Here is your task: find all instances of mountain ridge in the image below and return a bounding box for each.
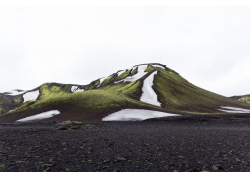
[0,63,250,123]
[230,94,250,104]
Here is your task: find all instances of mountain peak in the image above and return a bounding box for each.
[1,63,250,123]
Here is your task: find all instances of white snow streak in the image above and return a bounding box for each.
[218,106,250,113]
[23,90,40,103]
[140,71,161,107]
[116,65,148,83]
[5,90,27,96]
[152,64,165,69]
[102,109,180,121]
[71,86,84,93]
[71,86,78,92]
[16,110,60,122]
[97,77,106,88]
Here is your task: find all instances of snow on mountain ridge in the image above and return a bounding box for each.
[71,86,84,93]
[23,90,40,103]
[115,65,148,84]
[4,90,27,96]
[140,70,161,107]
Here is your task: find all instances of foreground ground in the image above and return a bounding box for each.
[1,114,250,172]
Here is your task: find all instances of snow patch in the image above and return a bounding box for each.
[16,110,60,122]
[140,71,161,107]
[97,77,107,88]
[5,90,27,96]
[152,64,165,69]
[23,90,40,103]
[71,86,78,92]
[115,65,148,83]
[102,109,180,121]
[218,106,250,113]
[75,88,84,92]
[71,86,84,93]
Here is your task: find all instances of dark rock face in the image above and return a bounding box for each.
[0,93,18,114]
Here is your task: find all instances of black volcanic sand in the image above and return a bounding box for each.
[1,114,250,172]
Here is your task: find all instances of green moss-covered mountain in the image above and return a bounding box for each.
[230,95,250,104]
[0,63,250,123]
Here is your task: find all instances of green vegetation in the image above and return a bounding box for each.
[0,164,5,169]
[1,63,250,123]
[131,67,138,76]
[145,65,156,72]
[154,68,248,113]
[115,69,131,81]
[238,97,250,104]
[85,80,99,90]
[39,84,70,100]
[14,97,23,104]
[101,74,116,87]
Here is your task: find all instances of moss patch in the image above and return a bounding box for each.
[131,67,138,76]
[238,97,250,104]
[115,69,131,81]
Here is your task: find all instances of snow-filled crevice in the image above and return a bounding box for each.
[115,65,148,83]
[218,106,250,113]
[71,86,84,93]
[140,71,161,107]
[102,109,180,121]
[23,90,40,103]
[16,110,60,122]
[97,77,107,88]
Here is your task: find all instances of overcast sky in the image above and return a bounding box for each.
[1,6,250,96]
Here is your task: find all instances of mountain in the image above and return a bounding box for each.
[230,94,250,104]
[0,63,250,123]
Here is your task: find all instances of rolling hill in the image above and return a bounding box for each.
[0,63,250,123]
[230,94,250,104]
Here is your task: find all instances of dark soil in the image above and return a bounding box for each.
[1,114,250,172]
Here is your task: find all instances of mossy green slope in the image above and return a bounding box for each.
[153,68,249,113]
[238,97,250,104]
[230,95,250,104]
[1,89,171,123]
[0,93,23,114]
[1,63,250,123]
[98,64,250,114]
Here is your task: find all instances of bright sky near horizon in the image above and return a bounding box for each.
[1,5,250,96]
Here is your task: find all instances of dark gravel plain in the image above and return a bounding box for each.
[1,114,250,172]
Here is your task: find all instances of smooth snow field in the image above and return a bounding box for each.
[5,90,27,96]
[23,90,40,103]
[140,71,161,107]
[102,109,180,121]
[218,106,250,113]
[16,110,60,122]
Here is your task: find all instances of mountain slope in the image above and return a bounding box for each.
[0,63,250,123]
[230,94,250,104]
